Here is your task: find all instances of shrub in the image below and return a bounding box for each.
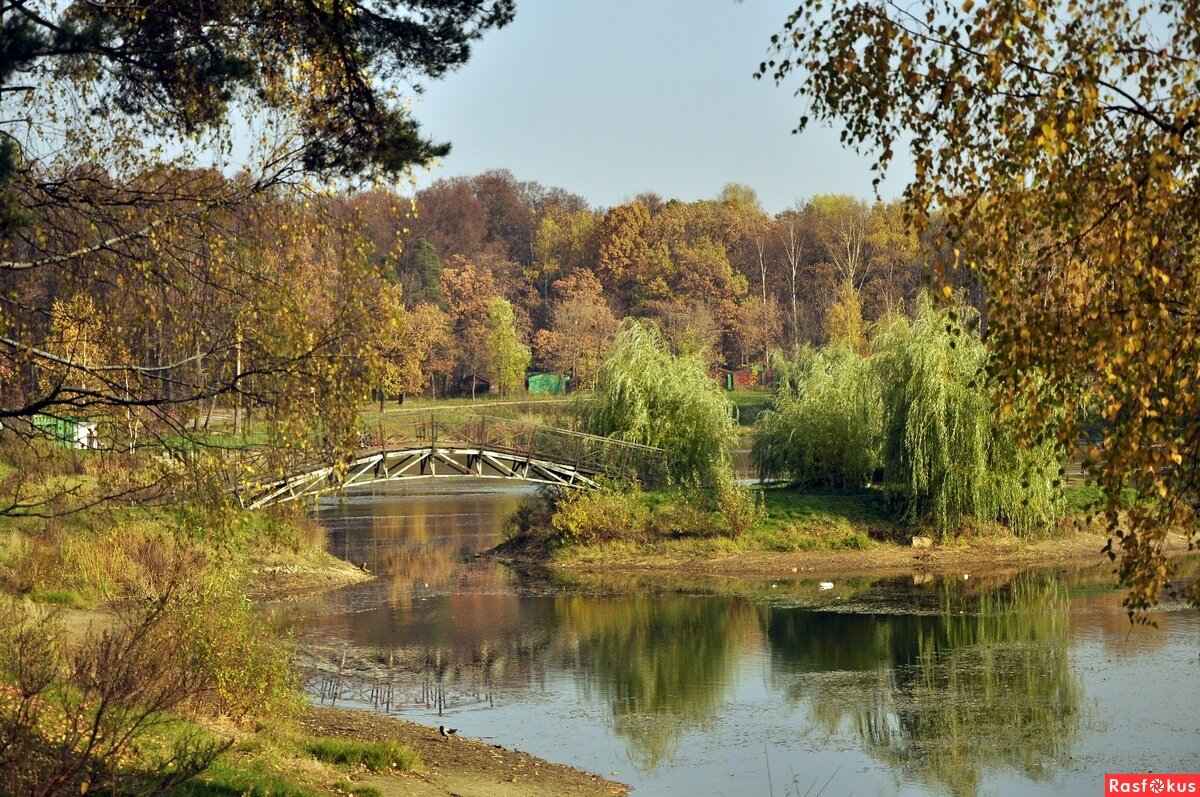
[550,485,651,545]
[502,489,560,543]
[647,489,716,538]
[714,470,765,538]
[167,574,299,720]
[0,596,230,797]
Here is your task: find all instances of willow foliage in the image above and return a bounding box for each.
[755,299,1063,536]
[754,344,882,488]
[583,322,735,487]
[873,300,1063,536]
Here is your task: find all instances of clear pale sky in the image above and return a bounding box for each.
[404,0,912,214]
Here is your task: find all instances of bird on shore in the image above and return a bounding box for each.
[438,725,458,739]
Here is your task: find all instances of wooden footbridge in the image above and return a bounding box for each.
[233,413,665,509]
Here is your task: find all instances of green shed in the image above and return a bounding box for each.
[32,415,97,448]
[526,372,569,395]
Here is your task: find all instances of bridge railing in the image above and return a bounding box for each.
[378,413,667,486]
[225,411,668,504]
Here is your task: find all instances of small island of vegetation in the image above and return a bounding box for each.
[497,297,1154,584]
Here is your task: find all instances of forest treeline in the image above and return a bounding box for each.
[348,169,943,396]
[1,167,950,451]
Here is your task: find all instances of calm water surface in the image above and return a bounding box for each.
[268,481,1200,797]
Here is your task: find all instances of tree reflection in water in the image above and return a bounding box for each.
[764,572,1081,796]
[555,594,760,772]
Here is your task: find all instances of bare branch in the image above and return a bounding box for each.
[0,220,164,271]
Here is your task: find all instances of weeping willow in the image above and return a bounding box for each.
[754,344,882,488]
[754,297,1062,536]
[872,299,1063,537]
[582,321,735,487]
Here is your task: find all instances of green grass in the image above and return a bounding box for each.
[1064,483,1105,515]
[305,738,422,773]
[1063,482,1143,517]
[332,782,382,797]
[549,484,894,562]
[358,394,579,443]
[28,587,88,607]
[160,429,275,451]
[759,486,898,534]
[176,759,322,797]
[727,389,773,426]
[0,489,331,603]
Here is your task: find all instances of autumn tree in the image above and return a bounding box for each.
[658,299,724,367]
[811,194,874,291]
[775,205,816,349]
[534,271,619,390]
[735,296,783,369]
[762,0,1200,610]
[867,200,923,314]
[484,297,531,396]
[529,207,600,302]
[347,189,409,274]
[367,283,411,399]
[469,170,541,267]
[38,294,111,400]
[597,201,669,311]
[397,303,453,398]
[0,1,515,512]
[438,256,499,397]
[824,280,867,354]
[408,179,492,262]
[718,186,776,368]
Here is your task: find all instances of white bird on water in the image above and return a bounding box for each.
[438,725,458,739]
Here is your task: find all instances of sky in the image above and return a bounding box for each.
[402,0,912,214]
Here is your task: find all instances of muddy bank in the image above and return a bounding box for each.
[297,706,628,797]
[499,528,1196,582]
[245,554,373,599]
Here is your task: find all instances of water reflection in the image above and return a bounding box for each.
[279,485,1200,796]
[557,595,760,770]
[764,572,1081,796]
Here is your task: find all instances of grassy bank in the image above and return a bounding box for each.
[0,637,423,797]
[0,442,375,797]
[498,480,1123,575]
[177,717,423,797]
[0,447,627,797]
[0,499,365,607]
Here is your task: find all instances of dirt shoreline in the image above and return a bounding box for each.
[245,554,373,599]
[297,706,628,797]
[501,528,1197,583]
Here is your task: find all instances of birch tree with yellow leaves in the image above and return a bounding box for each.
[762,0,1200,612]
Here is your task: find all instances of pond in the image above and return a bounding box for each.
[267,481,1200,797]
